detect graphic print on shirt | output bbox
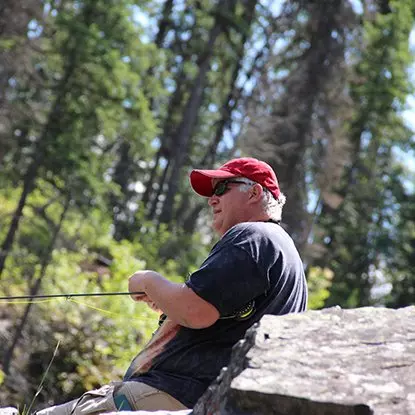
[124,317,180,379]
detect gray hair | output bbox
[236,178,286,222]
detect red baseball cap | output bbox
[190,157,280,199]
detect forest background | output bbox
[0,0,414,410]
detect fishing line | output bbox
[0,292,160,324]
[67,298,159,323]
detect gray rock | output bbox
[192,323,258,415]
[194,306,415,415]
[0,408,191,415]
[105,411,192,415]
[0,408,19,415]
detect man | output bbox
[37,157,307,414]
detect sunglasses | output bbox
[212,180,252,196]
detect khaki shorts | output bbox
[35,381,190,414]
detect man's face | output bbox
[208,178,251,236]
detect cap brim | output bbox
[190,169,237,197]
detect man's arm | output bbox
[128,270,220,329]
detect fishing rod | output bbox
[0,291,145,301]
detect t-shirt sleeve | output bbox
[185,244,269,316]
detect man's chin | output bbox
[212,221,223,235]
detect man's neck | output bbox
[245,212,271,223]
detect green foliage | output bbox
[0,38,20,50]
[307,267,334,310]
[383,187,415,307]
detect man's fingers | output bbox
[132,295,161,312]
[131,293,147,302]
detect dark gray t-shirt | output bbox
[125,221,307,407]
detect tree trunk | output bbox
[0,155,39,278]
[142,70,187,211]
[148,157,171,220]
[200,0,258,168]
[154,0,174,49]
[183,203,205,234]
[111,139,135,241]
[176,0,259,231]
[2,196,70,374]
[141,63,186,213]
[248,0,346,248]
[158,4,234,224]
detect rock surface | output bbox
[194,306,415,414]
[0,408,18,415]
[0,409,191,415]
[105,412,191,415]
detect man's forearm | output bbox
[141,272,194,327]
[129,271,219,328]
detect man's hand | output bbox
[134,294,161,312]
[129,271,161,311]
[127,269,219,328]
[128,270,151,296]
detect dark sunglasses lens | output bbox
[213,182,227,196]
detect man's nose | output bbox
[208,195,219,206]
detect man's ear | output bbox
[248,183,264,203]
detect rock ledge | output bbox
[194,306,415,415]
